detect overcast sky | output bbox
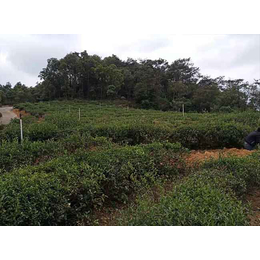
[0,34,259,87]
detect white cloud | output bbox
[0,34,259,86]
[0,55,38,86]
[0,34,82,86]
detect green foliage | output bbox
[119,180,248,226]
[2,52,259,111]
[0,135,112,173]
[219,106,234,113]
[107,85,117,99]
[2,120,58,142]
[2,101,258,149]
[116,148,260,226]
[170,122,250,149]
[118,165,256,226]
[1,101,260,226]
[0,143,185,225]
[202,154,260,195]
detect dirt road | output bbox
[0,106,17,125]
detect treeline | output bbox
[1,51,260,112]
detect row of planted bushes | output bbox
[1,138,259,226]
[0,134,112,173]
[14,103,47,117]
[118,153,260,226]
[88,122,251,149]
[0,142,186,225]
[1,117,252,149]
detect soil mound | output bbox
[186,148,253,166]
[12,109,30,118]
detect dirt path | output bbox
[0,106,18,125]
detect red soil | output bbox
[12,109,44,123]
[12,109,30,118]
[186,148,253,166]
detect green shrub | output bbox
[219,106,234,113]
[0,135,113,173]
[0,143,184,225]
[202,154,260,195]
[0,161,104,225]
[0,139,61,172]
[26,122,59,141]
[169,122,250,149]
[119,174,248,226]
[3,101,258,149]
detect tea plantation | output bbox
[0,100,260,225]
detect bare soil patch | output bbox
[186,148,253,166]
[12,109,30,118]
[12,109,44,123]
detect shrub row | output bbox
[1,120,250,149]
[3,101,256,150]
[119,175,248,226]
[0,135,112,173]
[81,122,250,149]
[202,153,260,196]
[119,153,260,226]
[0,142,185,225]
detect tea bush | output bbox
[119,170,250,226]
[0,139,60,172]
[202,153,260,195]
[0,143,185,225]
[0,135,113,173]
[6,101,259,149]
[119,152,260,226]
[169,122,250,149]
[1,101,260,225]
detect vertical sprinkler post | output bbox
[182,104,185,117]
[20,113,23,143]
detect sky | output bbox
[0,34,259,87]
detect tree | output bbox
[192,84,220,112]
[39,58,63,99]
[107,85,117,99]
[0,50,250,112]
[167,58,200,84]
[248,79,260,110]
[217,79,249,111]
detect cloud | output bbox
[0,34,259,86]
[0,34,81,86]
[193,35,260,82]
[0,56,38,86]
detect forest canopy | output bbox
[0,51,259,112]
